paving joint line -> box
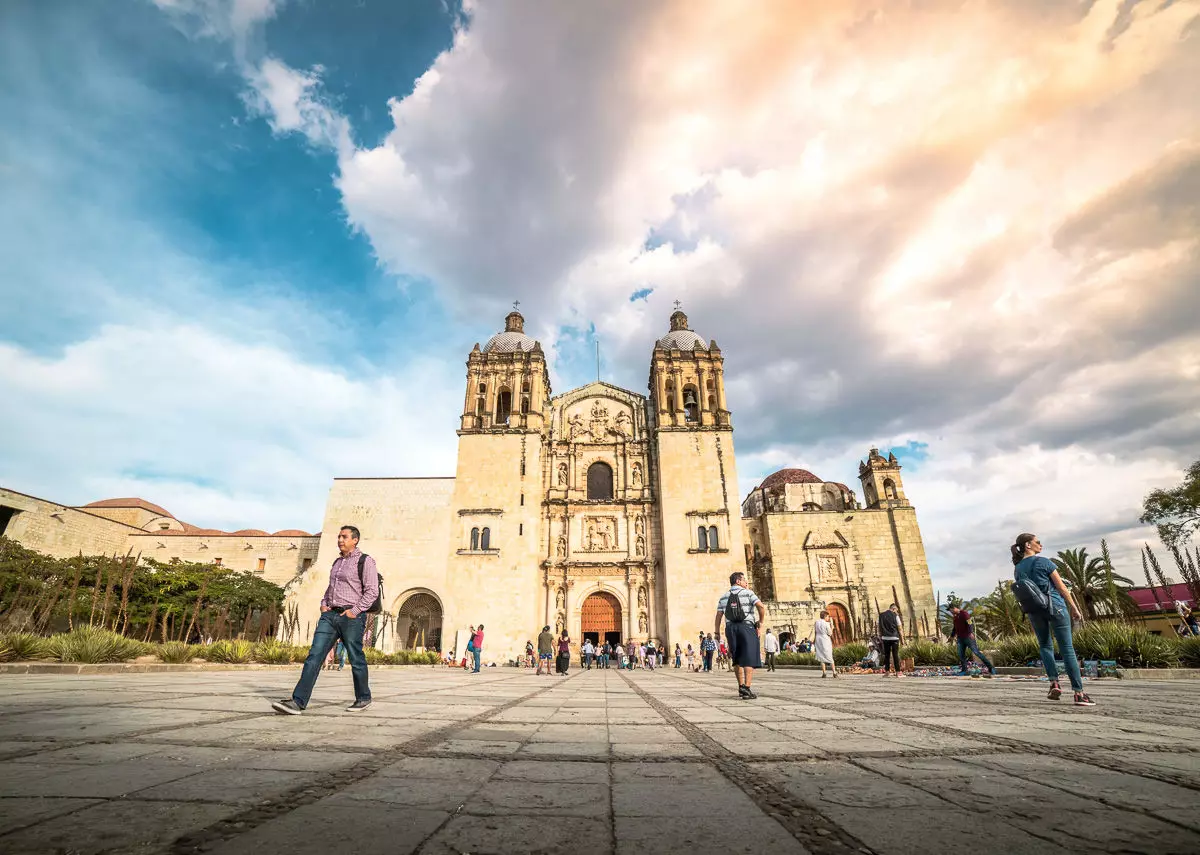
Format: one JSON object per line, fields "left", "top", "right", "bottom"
{"left": 618, "top": 671, "right": 875, "bottom": 855}
{"left": 164, "top": 674, "right": 573, "bottom": 853}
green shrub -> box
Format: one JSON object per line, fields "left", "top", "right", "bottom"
{"left": 775, "top": 651, "right": 818, "bottom": 666}
{"left": 413, "top": 650, "right": 440, "bottom": 665}
{"left": 363, "top": 647, "right": 389, "bottom": 665}
{"left": 899, "top": 639, "right": 959, "bottom": 666}
{"left": 833, "top": 642, "right": 868, "bottom": 666}
{"left": 45, "top": 626, "right": 148, "bottom": 663}
{"left": 203, "top": 639, "right": 254, "bottom": 664}
{"left": 251, "top": 641, "right": 294, "bottom": 664}
{"left": 1176, "top": 637, "right": 1200, "bottom": 668}
{"left": 1073, "top": 622, "right": 1179, "bottom": 668}
{"left": 290, "top": 645, "right": 310, "bottom": 663}
{"left": 156, "top": 642, "right": 197, "bottom": 664}
{"left": 0, "top": 631, "right": 50, "bottom": 661}
{"left": 988, "top": 634, "right": 1041, "bottom": 667}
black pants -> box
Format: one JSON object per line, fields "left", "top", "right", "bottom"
{"left": 881, "top": 639, "right": 901, "bottom": 673}
{"left": 765, "top": 651, "right": 776, "bottom": 672}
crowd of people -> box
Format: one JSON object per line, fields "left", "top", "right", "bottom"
{"left": 273, "top": 527, "right": 1103, "bottom": 715}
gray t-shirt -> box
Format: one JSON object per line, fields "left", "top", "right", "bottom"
{"left": 716, "top": 586, "right": 760, "bottom": 626}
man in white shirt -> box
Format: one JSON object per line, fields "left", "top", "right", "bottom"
{"left": 582, "top": 639, "right": 595, "bottom": 670}
{"left": 763, "top": 627, "right": 779, "bottom": 672}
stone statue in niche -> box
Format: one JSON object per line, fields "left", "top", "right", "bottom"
{"left": 557, "top": 462, "right": 569, "bottom": 486}
{"left": 555, "top": 612, "right": 565, "bottom": 635}
{"left": 635, "top": 535, "right": 646, "bottom": 557}
{"left": 615, "top": 410, "right": 632, "bottom": 437}
{"left": 631, "top": 462, "right": 643, "bottom": 487}
{"left": 637, "top": 587, "right": 647, "bottom": 610}
{"left": 556, "top": 536, "right": 567, "bottom": 559}
{"left": 638, "top": 612, "right": 648, "bottom": 634}
{"left": 635, "top": 516, "right": 645, "bottom": 537}
{"left": 556, "top": 587, "right": 566, "bottom": 611}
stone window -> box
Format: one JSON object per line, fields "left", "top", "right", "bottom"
{"left": 708, "top": 525, "right": 719, "bottom": 549}
{"left": 683, "top": 385, "right": 700, "bottom": 423}
{"left": 301, "top": 558, "right": 313, "bottom": 570}
{"left": 0, "top": 506, "right": 16, "bottom": 537}
{"left": 521, "top": 396, "right": 530, "bottom": 414}
{"left": 587, "top": 462, "right": 614, "bottom": 501}
{"left": 697, "top": 526, "right": 709, "bottom": 551}
{"left": 213, "top": 557, "right": 222, "bottom": 566}
{"left": 883, "top": 478, "right": 897, "bottom": 500}
{"left": 480, "top": 527, "right": 491, "bottom": 550}
{"left": 496, "top": 388, "right": 512, "bottom": 424}
{"left": 470, "top": 527, "right": 480, "bottom": 550}
{"left": 257, "top": 558, "right": 266, "bottom": 572}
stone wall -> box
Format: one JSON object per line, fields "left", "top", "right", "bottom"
{"left": 125, "top": 533, "right": 319, "bottom": 586}
{"left": 1, "top": 488, "right": 137, "bottom": 558}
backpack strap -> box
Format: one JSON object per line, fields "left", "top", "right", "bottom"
{"left": 357, "top": 553, "right": 367, "bottom": 584}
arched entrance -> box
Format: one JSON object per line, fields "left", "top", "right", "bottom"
{"left": 580, "top": 591, "right": 622, "bottom": 647}
{"left": 827, "top": 603, "right": 850, "bottom": 646}
{"left": 395, "top": 592, "right": 443, "bottom": 651}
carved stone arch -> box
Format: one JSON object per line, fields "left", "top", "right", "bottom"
{"left": 391, "top": 587, "right": 444, "bottom": 652}
{"left": 574, "top": 581, "right": 630, "bottom": 642}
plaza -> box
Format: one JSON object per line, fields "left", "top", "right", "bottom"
{"left": 0, "top": 669, "right": 1198, "bottom": 853}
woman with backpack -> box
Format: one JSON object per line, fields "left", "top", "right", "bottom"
{"left": 1012, "top": 533, "right": 1095, "bottom": 707}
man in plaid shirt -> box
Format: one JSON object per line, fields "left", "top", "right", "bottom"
{"left": 272, "top": 525, "right": 379, "bottom": 714}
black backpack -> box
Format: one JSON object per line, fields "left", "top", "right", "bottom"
{"left": 356, "top": 554, "right": 384, "bottom": 614}
{"left": 724, "top": 588, "right": 747, "bottom": 623}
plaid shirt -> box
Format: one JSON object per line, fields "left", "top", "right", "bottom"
{"left": 320, "top": 548, "right": 379, "bottom": 614}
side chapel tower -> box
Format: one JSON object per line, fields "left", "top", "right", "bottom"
{"left": 445, "top": 309, "right": 550, "bottom": 655}
{"left": 649, "top": 309, "right": 746, "bottom": 642}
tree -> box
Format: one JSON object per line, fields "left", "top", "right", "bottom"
{"left": 1141, "top": 458, "right": 1200, "bottom": 549}
{"left": 1052, "top": 547, "right": 1134, "bottom": 620}
{"left": 976, "top": 581, "right": 1025, "bottom": 638}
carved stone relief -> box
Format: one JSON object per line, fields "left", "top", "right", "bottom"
{"left": 818, "top": 555, "right": 843, "bottom": 584}
{"left": 584, "top": 516, "right": 617, "bottom": 551}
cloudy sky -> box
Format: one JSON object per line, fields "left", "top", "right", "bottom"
{"left": 2, "top": 0, "right": 1197, "bottom": 597}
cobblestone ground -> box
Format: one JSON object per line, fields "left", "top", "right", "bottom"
{"left": 0, "top": 667, "right": 1198, "bottom": 854}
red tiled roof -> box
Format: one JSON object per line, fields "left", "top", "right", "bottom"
{"left": 1128, "top": 583, "right": 1195, "bottom": 612}
{"left": 273, "top": 529, "right": 312, "bottom": 537}
{"left": 231, "top": 529, "right": 269, "bottom": 536}
{"left": 759, "top": 468, "right": 823, "bottom": 489}
{"left": 82, "top": 498, "right": 174, "bottom": 518}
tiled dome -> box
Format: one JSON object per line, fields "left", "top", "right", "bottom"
{"left": 655, "top": 329, "right": 707, "bottom": 350}
{"left": 83, "top": 497, "right": 174, "bottom": 518}
{"left": 483, "top": 331, "right": 539, "bottom": 353}
{"left": 759, "top": 468, "right": 823, "bottom": 489}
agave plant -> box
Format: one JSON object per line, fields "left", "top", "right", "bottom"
{"left": 1177, "top": 637, "right": 1200, "bottom": 668}
{"left": 0, "top": 631, "right": 50, "bottom": 661}
{"left": 156, "top": 642, "right": 197, "bottom": 664}
{"left": 203, "top": 639, "right": 254, "bottom": 664}
{"left": 776, "top": 651, "right": 818, "bottom": 666}
{"left": 900, "top": 639, "right": 959, "bottom": 666}
{"left": 1073, "top": 622, "right": 1179, "bottom": 668}
{"left": 251, "top": 641, "right": 294, "bottom": 664}
{"left": 45, "top": 626, "right": 149, "bottom": 663}
{"left": 987, "top": 633, "right": 1041, "bottom": 667}
{"left": 832, "top": 642, "right": 868, "bottom": 666}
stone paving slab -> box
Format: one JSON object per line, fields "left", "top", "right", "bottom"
{"left": 0, "top": 668, "right": 1198, "bottom": 853}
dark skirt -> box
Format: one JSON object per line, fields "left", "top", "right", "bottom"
{"left": 726, "top": 621, "right": 763, "bottom": 668}
{"left": 556, "top": 652, "right": 570, "bottom": 674}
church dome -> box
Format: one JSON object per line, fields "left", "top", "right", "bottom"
{"left": 483, "top": 309, "right": 540, "bottom": 353}
{"left": 759, "top": 468, "right": 823, "bottom": 489}
{"left": 655, "top": 309, "right": 708, "bottom": 350}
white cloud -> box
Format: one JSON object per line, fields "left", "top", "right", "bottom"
{"left": 0, "top": 321, "right": 459, "bottom": 532}
{"left": 243, "top": 58, "right": 353, "bottom": 155}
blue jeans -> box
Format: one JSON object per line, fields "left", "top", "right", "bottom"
{"left": 472, "top": 647, "right": 481, "bottom": 672}
{"left": 957, "top": 636, "right": 994, "bottom": 672}
{"left": 1028, "top": 598, "right": 1083, "bottom": 692}
{"left": 293, "top": 611, "right": 370, "bottom": 708}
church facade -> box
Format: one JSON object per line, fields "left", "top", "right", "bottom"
{"left": 283, "top": 309, "right": 937, "bottom": 662}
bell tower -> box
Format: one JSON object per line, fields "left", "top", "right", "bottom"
{"left": 858, "top": 448, "right": 910, "bottom": 509}
{"left": 648, "top": 307, "right": 743, "bottom": 644}
{"left": 460, "top": 308, "right": 550, "bottom": 434}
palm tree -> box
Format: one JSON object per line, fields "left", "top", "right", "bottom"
{"left": 976, "top": 580, "right": 1026, "bottom": 638}
{"left": 1053, "top": 547, "right": 1135, "bottom": 619}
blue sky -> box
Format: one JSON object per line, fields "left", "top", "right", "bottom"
{"left": 2, "top": 0, "right": 1198, "bottom": 597}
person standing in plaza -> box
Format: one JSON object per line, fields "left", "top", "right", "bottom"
{"left": 701, "top": 633, "right": 717, "bottom": 672}
{"left": 583, "top": 638, "right": 595, "bottom": 670}
{"left": 813, "top": 610, "right": 838, "bottom": 678}
{"left": 537, "top": 625, "right": 555, "bottom": 675}
{"left": 715, "top": 571, "right": 767, "bottom": 699}
{"left": 272, "top": 525, "right": 377, "bottom": 715}
{"left": 950, "top": 604, "right": 996, "bottom": 676}
{"left": 877, "top": 603, "right": 903, "bottom": 677}
{"left": 1012, "top": 533, "right": 1095, "bottom": 706}
{"left": 763, "top": 628, "right": 779, "bottom": 672}
{"left": 469, "top": 624, "right": 484, "bottom": 673}
{"left": 556, "top": 629, "right": 571, "bottom": 675}
{"left": 674, "top": 643, "right": 682, "bottom": 669}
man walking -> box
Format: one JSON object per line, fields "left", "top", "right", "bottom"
{"left": 272, "top": 525, "right": 377, "bottom": 714}
{"left": 763, "top": 627, "right": 779, "bottom": 672}
{"left": 470, "top": 624, "right": 485, "bottom": 673}
{"left": 582, "top": 638, "right": 595, "bottom": 670}
{"left": 701, "top": 633, "right": 717, "bottom": 672}
{"left": 537, "top": 625, "right": 554, "bottom": 675}
{"left": 716, "top": 571, "right": 767, "bottom": 699}
{"left": 950, "top": 604, "right": 996, "bottom": 676}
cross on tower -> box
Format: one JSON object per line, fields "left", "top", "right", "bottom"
{"left": 512, "top": 299, "right": 521, "bottom": 312}
{"left": 673, "top": 300, "right": 682, "bottom": 311}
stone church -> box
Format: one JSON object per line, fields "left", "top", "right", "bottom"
{"left": 283, "top": 308, "right": 937, "bottom": 662}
